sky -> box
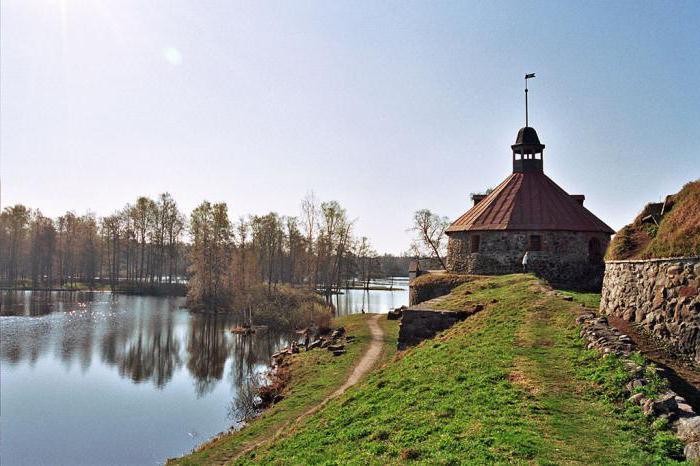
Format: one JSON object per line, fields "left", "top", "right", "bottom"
{"left": 1, "top": 0, "right": 699, "bottom": 254}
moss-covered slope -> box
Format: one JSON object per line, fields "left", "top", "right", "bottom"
{"left": 608, "top": 180, "right": 700, "bottom": 260}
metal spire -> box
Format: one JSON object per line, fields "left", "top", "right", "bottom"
{"left": 525, "top": 73, "right": 535, "bottom": 127}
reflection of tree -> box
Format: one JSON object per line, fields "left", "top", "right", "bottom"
{"left": 229, "top": 329, "right": 290, "bottom": 389}
{"left": 187, "top": 313, "right": 231, "bottom": 397}
{"left": 226, "top": 329, "right": 293, "bottom": 423}
{"left": 103, "top": 300, "right": 183, "bottom": 388}
{"left": 117, "top": 318, "right": 182, "bottom": 387}
{"left": 0, "top": 295, "right": 53, "bottom": 363}
{"left": 1, "top": 292, "right": 297, "bottom": 396}
{"left": 28, "top": 291, "right": 54, "bottom": 316}
{"left": 1, "top": 290, "right": 28, "bottom": 316}
{"left": 57, "top": 306, "right": 95, "bottom": 371}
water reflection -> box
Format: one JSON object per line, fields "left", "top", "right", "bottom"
{"left": 0, "top": 283, "right": 408, "bottom": 464}
{"left": 333, "top": 277, "right": 409, "bottom": 316}
{"left": 0, "top": 289, "right": 102, "bottom": 317}
{"left": 0, "top": 291, "right": 291, "bottom": 390}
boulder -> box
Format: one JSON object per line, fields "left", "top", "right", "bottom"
{"left": 678, "top": 403, "right": 696, "bottom": 415}
{"left": 307, "top": 339, "right": 322, "bottom": 350}
{"left": 684, "top": 441, "right": 700, "bottom": 461}
{"left": 642, "top": 393, "right": 678, "bottom": 416}
{"left": 674, "top": 416, "right": 700, "bottom": 442}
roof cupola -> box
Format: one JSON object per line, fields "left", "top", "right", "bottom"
{"left": 512, "top": 73, "right": 544, "bottom": 173}
{"left": 512, "top": 126, "right": 544, "bottom": 172}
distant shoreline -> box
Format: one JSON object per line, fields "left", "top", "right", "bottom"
{"left": 0, "top": 284, "right": 188, "bottom": 297}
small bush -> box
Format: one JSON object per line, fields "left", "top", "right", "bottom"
{"left": 400, "top": 448, "right": 421, "bottom": 460}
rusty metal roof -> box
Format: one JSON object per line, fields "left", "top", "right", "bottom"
{"left": 446, "top": 172, "right": 614, "bottom": 234}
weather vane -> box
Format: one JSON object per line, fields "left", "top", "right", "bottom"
{"left": 525, "top": 73, "right": 535, "bottom": 127}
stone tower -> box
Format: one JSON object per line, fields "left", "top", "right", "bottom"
{"left": 444, "top": 124, "right": 614, "bottom": 289}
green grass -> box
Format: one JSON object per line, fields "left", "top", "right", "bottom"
{"left": 236, "top": 275, "right": 686, "bottom": 465}
{"left": 555, "top": 288, "right": 602, "bottom": 309}
{"left": 170, "top": 314, "right": 398, "bottom": 465}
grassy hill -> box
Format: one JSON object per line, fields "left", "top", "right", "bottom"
{"left": 171, "top": 314, "right": 399, "bottom": 465}
{"left": 608, "top": 180, "right": 700, "bottom": 260}
{"left": 234, "top": 275, "right": 685, "bottom": 464}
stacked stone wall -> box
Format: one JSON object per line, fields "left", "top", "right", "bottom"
{"left": 600, "top": 257, "right": 700, "bottom": 363}
{"left": 397, "top": 309, "right": 469, "bottom": 350}
{"left": 408, "top": 274, "right": 475, "bottom": 306}
{"left": 446, "top": 230, "right": 609, "bottom": 289}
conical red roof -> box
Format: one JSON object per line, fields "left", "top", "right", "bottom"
{"left": 446, "top": 172, "right": 614, "bottom": 234}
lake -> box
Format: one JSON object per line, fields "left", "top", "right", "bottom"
{"left": 0, "top": 281, "right": 407, "bottom": 465}
{"left": 332, "top": 277, "right": 409, "bottom": 316}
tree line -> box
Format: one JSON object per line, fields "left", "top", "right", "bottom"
{"left": 0, "top": 193, "right": 409, "bottom": 305}
{"left": 0, "top": 193, "right": 187, "bottom": 292}
{"left": 186, "top": 193, "right": 402, "bottom": 310}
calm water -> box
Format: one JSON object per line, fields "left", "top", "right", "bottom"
{"left": 0, "top": 281, "right": 407, "bottom": 465}
{"left": 333, "top": 277, "right": 409, "bottom": 316}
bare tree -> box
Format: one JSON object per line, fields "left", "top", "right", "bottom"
{"left": 300, "top": 191, "right": 318, "bottom": 288}
{"left": 410, "top": 209, "right": 449, "bottom": 270}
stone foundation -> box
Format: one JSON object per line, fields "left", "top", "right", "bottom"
{"left": 600, "top": 257, "right": 700, "bottom": 363}
{"left": 446, "top": 230, "right": 609, "bottom": 289}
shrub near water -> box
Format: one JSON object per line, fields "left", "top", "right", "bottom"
{"left": 235, "top": 285, "right": 332, "bottom": 330}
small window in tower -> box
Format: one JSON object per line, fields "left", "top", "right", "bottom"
{"left": 529, "top": 235, "right": 542, "bottom": 251}
{"left": 470, "top": 235, "right": 480, "bottom": 253}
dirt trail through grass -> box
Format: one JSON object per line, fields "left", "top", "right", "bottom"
{"left": 223, "top": 314, "right": 385, "bottom": 464}
{"left": 239, "top": 276, "right": 686, "bottom": 464}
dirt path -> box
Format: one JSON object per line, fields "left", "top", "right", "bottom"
{"left": 222, "top": 314, "right": 385, "bottom": 465}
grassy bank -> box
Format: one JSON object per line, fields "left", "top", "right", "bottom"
{"left": 170, "top": 313, "right": 399, "bottom": 465}
{"left": 236, "top": 275, "right": 685, "bottom": 464}
{"left": 608, "top": 179, "right": 700, "bottom": 260}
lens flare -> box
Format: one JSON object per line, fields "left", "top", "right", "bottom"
{"left": 163, "top": 47, "right": 183, "bottom": 66}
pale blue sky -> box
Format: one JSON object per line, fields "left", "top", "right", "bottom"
{"left": 2, "top": 0, "right": 699, "bottom": 254}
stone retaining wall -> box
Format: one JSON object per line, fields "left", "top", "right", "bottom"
{"left": 408, "top": 274, "right": 474, "bottom": 306}
{"left": 577, "top": 311, "right": 700, "bottom": 462}
{"left": 600, "top": 257, "right": 700, "bottom": 363}
{"left": 397, "top": 309, "right": 470, "bottom": 350}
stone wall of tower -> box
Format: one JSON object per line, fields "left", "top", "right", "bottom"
{"left": 446, "top": 230, "right": 610, "bottom": 290}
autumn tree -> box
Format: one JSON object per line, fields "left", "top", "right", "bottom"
{"left": 187, "top": 201, "right": 233, "bottom": 309}
{"left": 0, "top": 205, "right": 31, "bottom": 286}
